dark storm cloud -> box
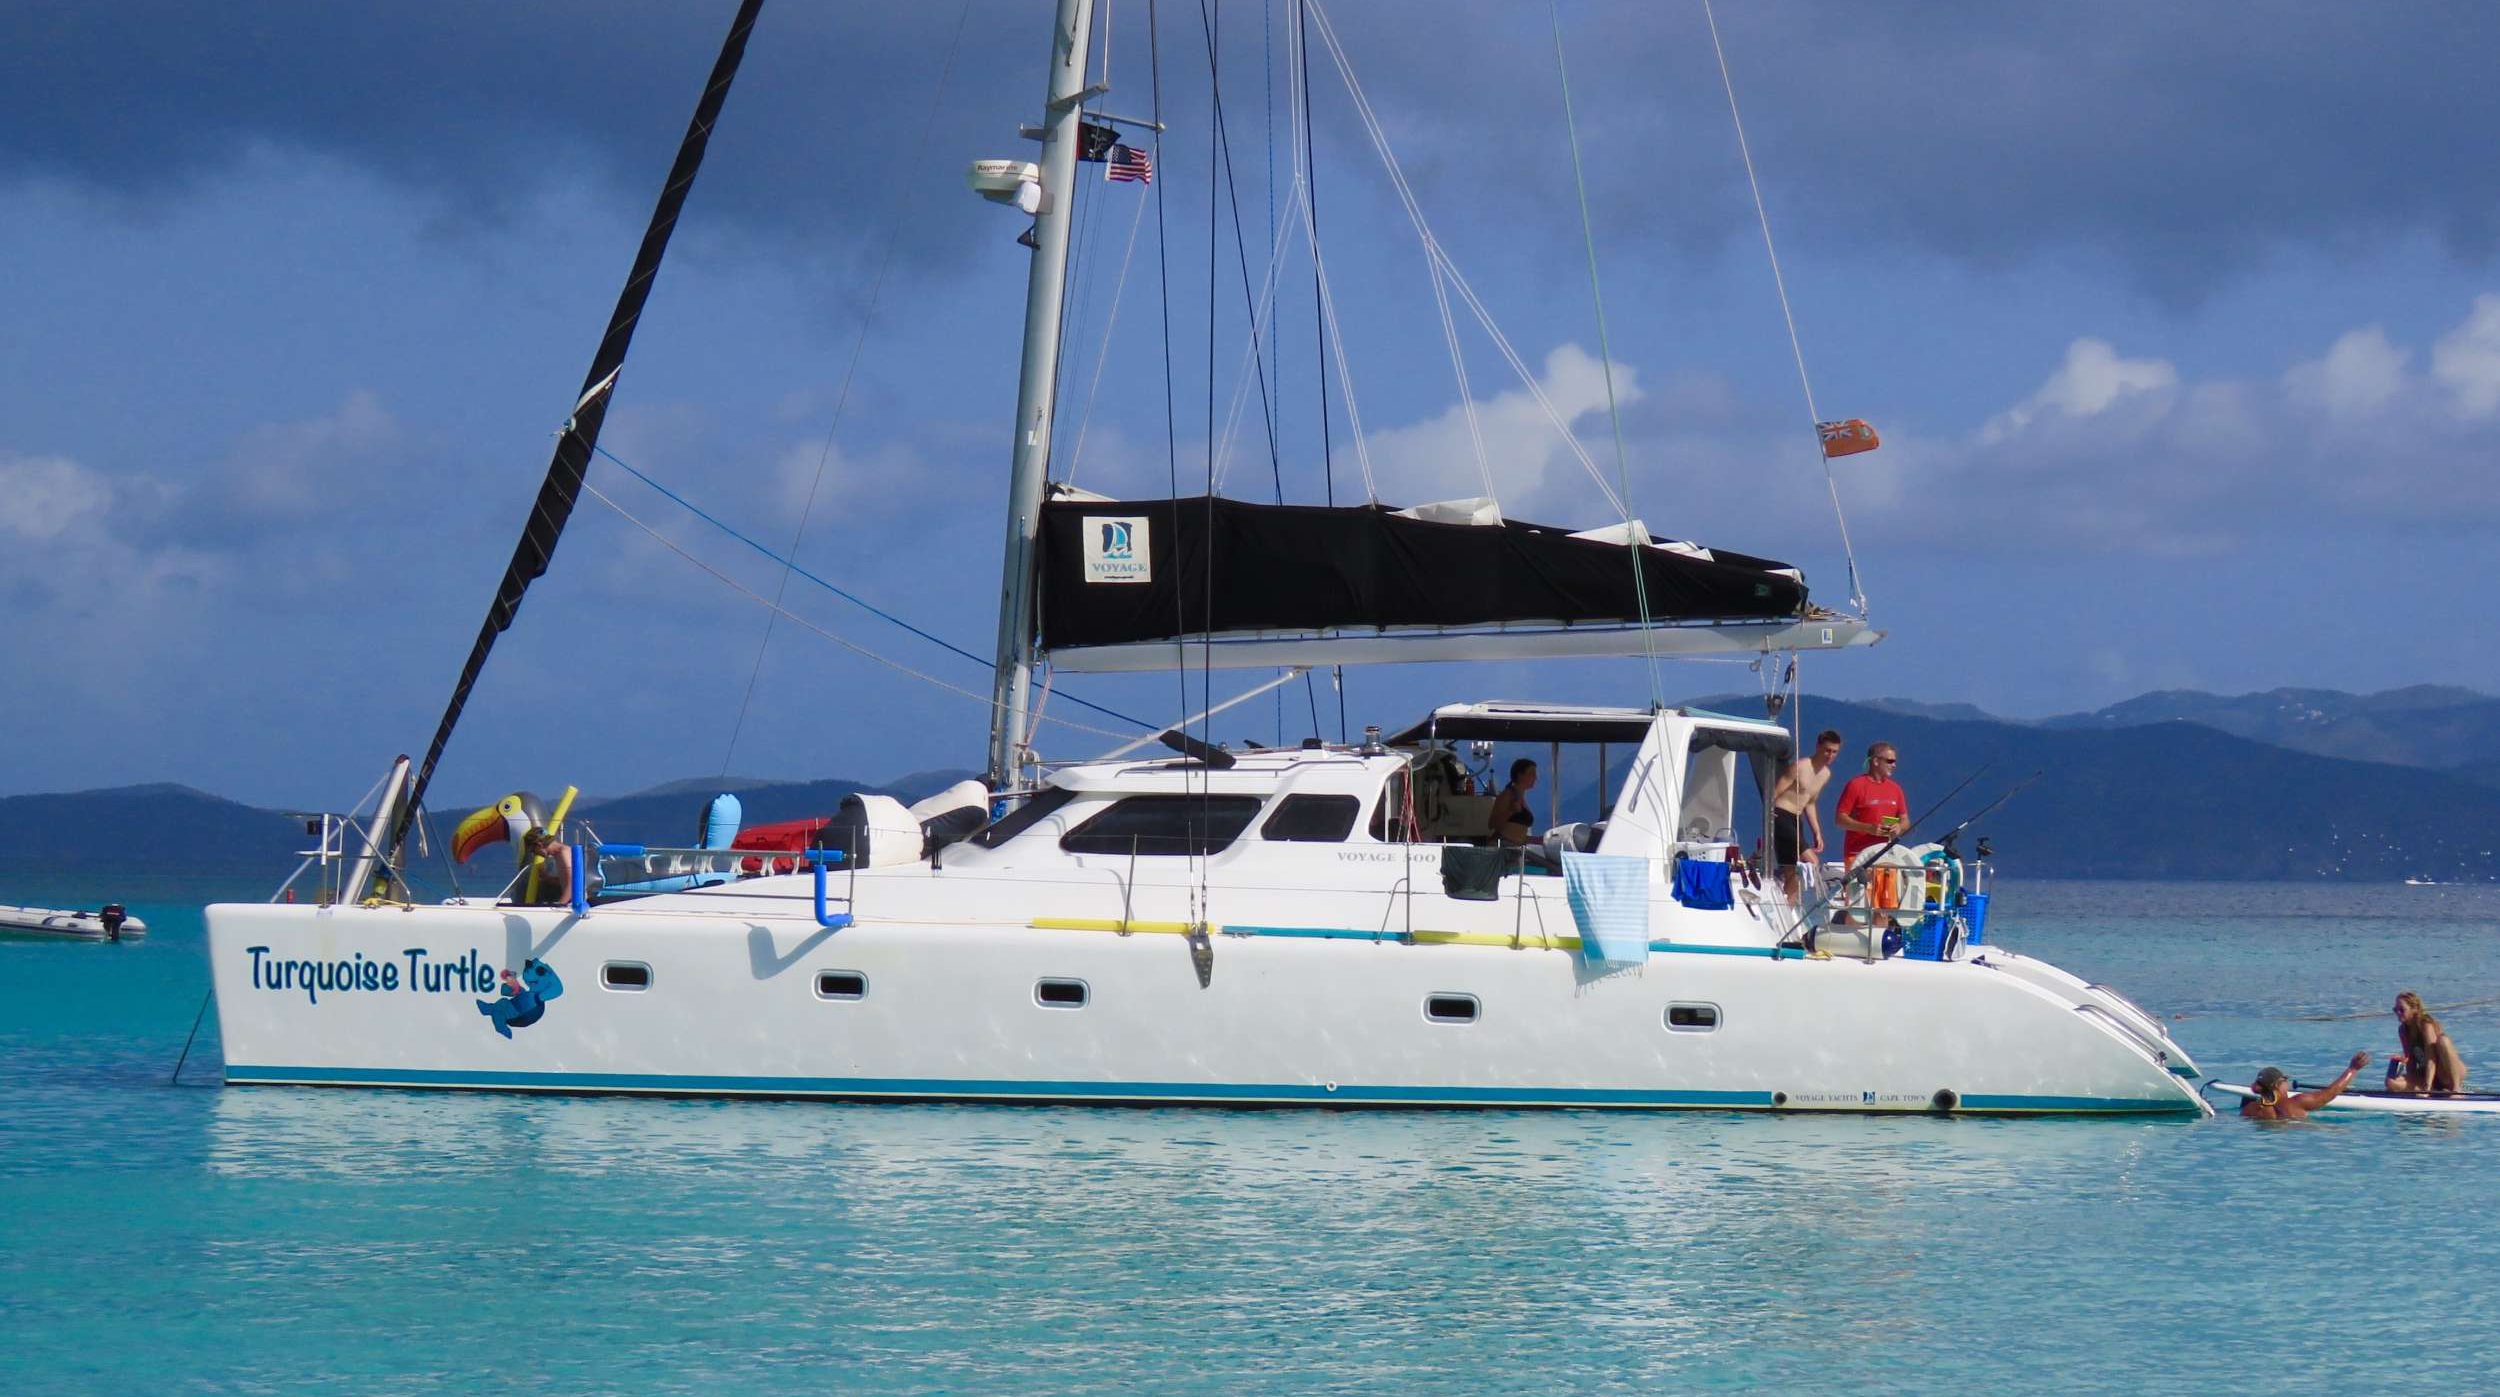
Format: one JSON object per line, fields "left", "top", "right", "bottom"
{"left": 9, "top": 1, "right": 2494, "bottom": 295}
{"left": 1319, "top": 1, "right": 2500, "bottom": 297}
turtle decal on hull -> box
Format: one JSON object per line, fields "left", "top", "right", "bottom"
{"left": 478, "top": 959, "right": 564, "bottom": 1039}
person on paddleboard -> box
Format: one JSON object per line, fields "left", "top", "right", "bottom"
{"left": 2240, "top": 1053, "right": 2370, "bottom": 1120}
{"left": 2387, "top": 991, "right": 2469, "bottom": 1094}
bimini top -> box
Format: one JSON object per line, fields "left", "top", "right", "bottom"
{"left": 1386, "top": 701, "right": 1792, "bottom": 755}
{"left": 1036, "top": 494, "right": 1813, "bottom": 654}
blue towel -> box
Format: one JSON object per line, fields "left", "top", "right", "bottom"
{"left": 1671, "top": 855, "right": 1734, "bottom": 911}
{"left": 1561, "top": 852, "right": 1651, "bottom": 964}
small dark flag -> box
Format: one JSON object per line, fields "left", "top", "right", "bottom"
{"left": 1015, "top": 224, "right": 1039, "bottom": 249}
{"left": 1106, "top": 143, "right": 1154, "bottom": 184}
{"left": 1077, "top": 120, "right": 1122, "bottom": 163}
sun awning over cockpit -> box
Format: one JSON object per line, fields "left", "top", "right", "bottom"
{"left": 1385, "top": 701, "right": 1666, "bottom": 746}
{"left": 1035, "top": 496, "right": 1827, "bottom": 668}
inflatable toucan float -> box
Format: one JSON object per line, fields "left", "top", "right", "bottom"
{"left": 453, "top": 786, "right": 579, "bottom": 902}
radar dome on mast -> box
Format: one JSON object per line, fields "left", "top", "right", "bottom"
{"left": 967, "top": 159, "right": 1044, "bottom": 215}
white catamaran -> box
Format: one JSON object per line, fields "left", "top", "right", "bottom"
{"left": 205, "top": 0, "right": 2207, "bottom": 1116}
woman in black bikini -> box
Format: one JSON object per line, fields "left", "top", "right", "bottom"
{"left": 1488, "top": 758, "right": 1538, "bottom": 850}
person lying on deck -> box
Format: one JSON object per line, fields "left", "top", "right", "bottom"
{"left": 2240, "top": 1053, "right": 2370, "bottom": 1121}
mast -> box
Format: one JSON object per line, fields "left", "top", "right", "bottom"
{"left": 986, "top": 0, "right": 1099, "bottom": 787}
{"left": 387, "top": 0, "right": 766, "bottom": 860}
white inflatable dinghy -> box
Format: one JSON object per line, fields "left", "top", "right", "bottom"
{"left": 2209, "top": 1081, "right": 2500, "bottom": 1116}
{"left": 0, "top": 903, "right": 147, "bottom": 941}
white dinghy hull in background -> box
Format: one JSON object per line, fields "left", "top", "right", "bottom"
{"left": 0, "top": 904, "right": 146, "bottom": 941}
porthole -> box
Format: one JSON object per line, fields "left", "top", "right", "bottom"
{"left": 603, "top": 961, "right": 652, "bottom": 992}
{"left": 1425, "top": 993, "right": 1479, "bottom": 1025}
{"left": 815, "top": 971, "right": 867, "bottom": 1001}
{"left": 1036, "top": 978, "right": 1090, "bottom": 1009}
{"left": 1665, "top": 1002, "right": 1720, "bottom": 1032}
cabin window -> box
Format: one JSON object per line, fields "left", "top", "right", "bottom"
{"left": 1036, "top": 978, "right": 1090, "bottom": 1008}
{"left": 970, "top": 785, "right": 1077, "bottom": 849}
{"left": 602, "top": 962, "right": 652, "bottom": 992}
{"left": 1261, "top": 794, "right": 1361, "bottom": 843}
{"left": 1665, "top": 1002, "right": 1720, "bottom": 1032}
{"left": 1059, "top": 795, "right": 1263, "bottom": 857}
{"left": 815, "top": 971, "right": 867, "bottom": 1001}
{"left": 1425, "top": 993, "right": 1480, "bottom": 1024}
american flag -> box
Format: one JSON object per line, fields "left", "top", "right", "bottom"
{"left": 1106, "top": 143, "right": 1154, "bottom": 184}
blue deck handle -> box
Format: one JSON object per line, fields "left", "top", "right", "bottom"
{"left": 807, "top": 848, "right": 853, "bottom": 930}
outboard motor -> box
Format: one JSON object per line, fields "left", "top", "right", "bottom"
{"left": 99, "top": 904, "right": 127, "bottom": 942}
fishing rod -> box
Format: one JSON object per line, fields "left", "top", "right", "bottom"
{"left": 1782, "top": 761, "right": 1991, "bottom": 944}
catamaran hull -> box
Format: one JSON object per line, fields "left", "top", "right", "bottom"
{"left": 206, "top": 899, "right": 2206, "bottom": 1116}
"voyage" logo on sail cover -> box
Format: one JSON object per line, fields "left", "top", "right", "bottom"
{"left": 1082, "top": 516, "right": 1151, "bottom": 583}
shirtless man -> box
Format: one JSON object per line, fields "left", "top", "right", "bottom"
{"left": 1769, "top": 729, "right": 1843, "bottom": 899}
{"left": 2239, "top": 1053, "right": 2370, "bottom": 1120}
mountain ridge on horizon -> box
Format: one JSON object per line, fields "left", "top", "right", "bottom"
{"left": 2, "top": 685, "right": 2492, "bottom": 881}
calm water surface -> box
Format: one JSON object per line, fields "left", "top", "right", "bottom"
{"left": 3, "top": 875, "right": 2495, "bottom": 1394}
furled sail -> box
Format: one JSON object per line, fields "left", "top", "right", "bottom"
{"left": 1035, "top": 495, "right": 1813, "bottom": 655}
{"left": 390, "top": 0, "right": 766, "bottom": 858}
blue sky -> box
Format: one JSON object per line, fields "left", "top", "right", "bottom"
{"left": 4, "top": 0, "right": 2497, "bottom": 807}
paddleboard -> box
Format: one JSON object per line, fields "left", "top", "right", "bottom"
{"left": 2209, "top": 1081, "right": 2500, "bottom": 1116}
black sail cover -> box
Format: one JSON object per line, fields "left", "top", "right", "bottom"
{"left": 1036, "top": 497, "right": 1810, "bottom": 650}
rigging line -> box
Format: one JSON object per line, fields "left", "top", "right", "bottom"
{"left": 1294, "top": 0, "right": 1344, "bottom": 743}
{"left": 1061, "top": 192, "right": 1149, "bottom": 485}
{"left": 1300, "top": 2, "right": 1491, "bottom": 499}
{"left": 1428, "top": 247, "right": 1625, "bottom": 518}
{"left": 1550, "top": 3, "right": 1663, "bottom": 709}
{"left": 1204, "top": 0, "right": 1221, "bottom": 751}
{"left": 721, "top": 0, "right": 974, "bottom": 777}
{"left": 1207, "top": 182, "right": 1310, "bottom": 491}
{"left": 1146, "top": 0, "right": 1194, "bottom": 749}
{"left": 1196, "top": 0, "right": 1289, "bottom": 501}
{"left": 1304, "top": 0, "right": 1600, "bottom": 512}
{"left": 1701, "top": 0, "right": 1865, "bottom": 616}
{"left": 592, "top": 444, "right": 1153, "bottom": 732}
{"left": 582, "top": 478, "right": 1135, "bottom": 741}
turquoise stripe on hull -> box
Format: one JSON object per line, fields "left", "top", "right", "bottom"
{"left": 224, "top": 1065, "right": 2194, "bottom": 1114}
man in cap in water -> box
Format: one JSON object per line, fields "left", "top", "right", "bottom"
{"left": 2240, "top": 1051, "right": 2370, "bottom": 1120}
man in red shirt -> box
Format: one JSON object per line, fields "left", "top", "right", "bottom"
{"left": 1834, "top": 742, "right": 1908, "bottom": 863}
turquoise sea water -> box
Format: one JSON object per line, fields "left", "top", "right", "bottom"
{"left": 4, "top": 874, "right": 2496, "bottom": 1395}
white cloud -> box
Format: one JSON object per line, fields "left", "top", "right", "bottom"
{"left": 0, "top": 453, "right": 115, "bottom": 541}
{"left": 226, "top": 389, "right": 397, "bottom": 515}
{"left": 2283, "top": 326, "right": 2408, "bottom": 420}
{"left": 1981, "top": 338, "right": 2179, "bottom": 442}
{"left": 2431, "top": 292, "right": 2500, "bottom": 419}
{"left": 1360, "top": 342, "right": 1640, "bottom": 514}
